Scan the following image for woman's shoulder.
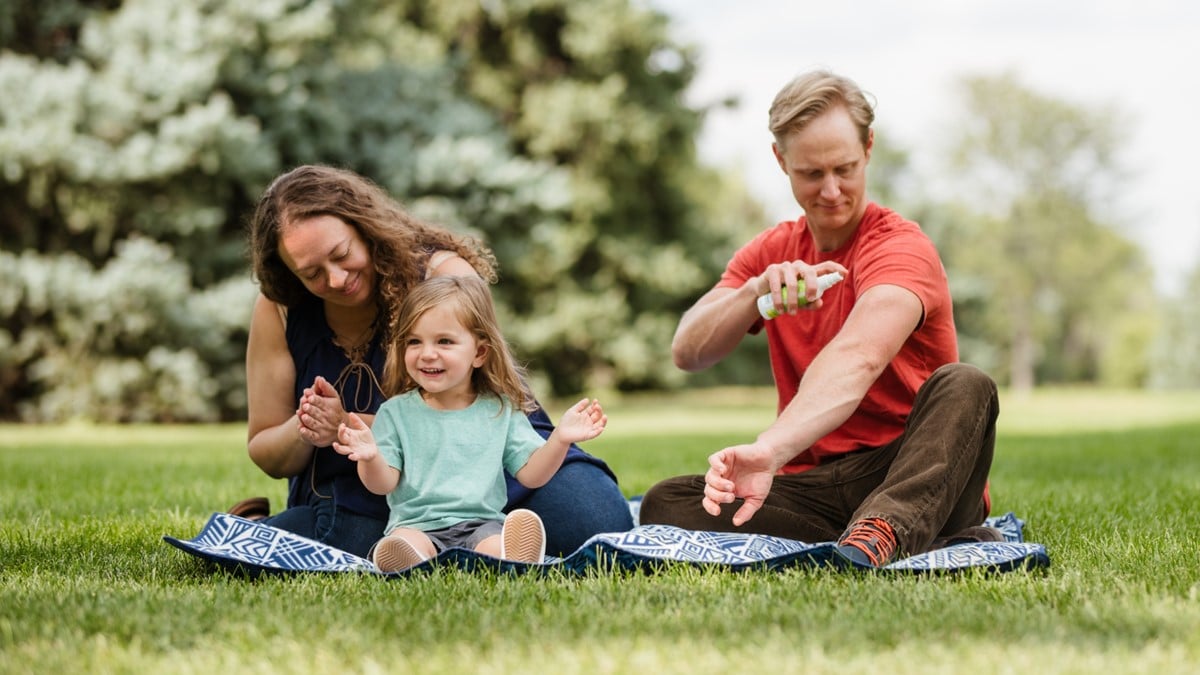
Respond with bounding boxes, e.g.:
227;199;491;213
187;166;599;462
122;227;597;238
278;294;332;356
425;249;456;276
423;249;476;280
250;293;289;333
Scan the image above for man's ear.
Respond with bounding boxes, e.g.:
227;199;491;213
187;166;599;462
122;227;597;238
772;141;788;174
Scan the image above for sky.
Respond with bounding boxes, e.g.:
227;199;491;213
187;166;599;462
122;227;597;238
649;0;1200;294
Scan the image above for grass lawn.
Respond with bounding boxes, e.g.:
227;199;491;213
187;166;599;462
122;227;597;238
2;387;1199;674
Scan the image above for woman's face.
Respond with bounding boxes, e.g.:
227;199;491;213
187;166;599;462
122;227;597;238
277;214;375;309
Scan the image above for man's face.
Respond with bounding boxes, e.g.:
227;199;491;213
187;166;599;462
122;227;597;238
773;106;873;245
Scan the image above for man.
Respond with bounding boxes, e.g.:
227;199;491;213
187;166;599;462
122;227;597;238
638;70;1000;567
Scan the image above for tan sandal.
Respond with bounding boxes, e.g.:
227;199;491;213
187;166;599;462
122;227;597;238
227;496;270;521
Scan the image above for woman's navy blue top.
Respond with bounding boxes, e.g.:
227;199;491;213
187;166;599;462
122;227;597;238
285;294;391;519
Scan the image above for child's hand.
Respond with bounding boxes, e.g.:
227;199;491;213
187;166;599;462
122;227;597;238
557;398;607;444
331;412;378;462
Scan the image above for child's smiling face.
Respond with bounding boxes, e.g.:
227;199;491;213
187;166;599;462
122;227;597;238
403;302;488;409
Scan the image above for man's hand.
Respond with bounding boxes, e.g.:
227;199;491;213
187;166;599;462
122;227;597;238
701;441;781;526
755;259;849;315
297;375;346;446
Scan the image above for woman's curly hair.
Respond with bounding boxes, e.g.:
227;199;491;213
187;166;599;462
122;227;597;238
247;164;498;333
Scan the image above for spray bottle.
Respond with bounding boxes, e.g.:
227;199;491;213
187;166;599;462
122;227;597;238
756;271;844;320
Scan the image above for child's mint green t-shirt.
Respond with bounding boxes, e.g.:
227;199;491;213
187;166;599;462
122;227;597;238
373;389;544;533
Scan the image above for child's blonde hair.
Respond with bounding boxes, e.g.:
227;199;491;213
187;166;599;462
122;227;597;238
382;276;535;412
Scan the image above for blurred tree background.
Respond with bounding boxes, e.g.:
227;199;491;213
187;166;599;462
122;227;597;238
904;73;1159;393
1;0;1195;423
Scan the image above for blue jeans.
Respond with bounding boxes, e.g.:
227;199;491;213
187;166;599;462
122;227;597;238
508;461;634;556
263;495;385;560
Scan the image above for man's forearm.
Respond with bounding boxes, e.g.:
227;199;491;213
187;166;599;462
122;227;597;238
672;286;761;371
757;341;881;464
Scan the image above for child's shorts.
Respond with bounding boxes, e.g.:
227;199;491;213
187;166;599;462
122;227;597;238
424;519;503;552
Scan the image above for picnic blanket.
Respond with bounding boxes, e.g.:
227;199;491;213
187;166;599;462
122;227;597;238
163;501;1049;577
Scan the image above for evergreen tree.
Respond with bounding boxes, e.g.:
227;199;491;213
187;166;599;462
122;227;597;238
0;0;746;420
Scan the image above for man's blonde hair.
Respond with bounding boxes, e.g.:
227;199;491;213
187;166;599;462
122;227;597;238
768;70;874;148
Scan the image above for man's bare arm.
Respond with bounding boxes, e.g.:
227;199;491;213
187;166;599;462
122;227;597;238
756;283;924;463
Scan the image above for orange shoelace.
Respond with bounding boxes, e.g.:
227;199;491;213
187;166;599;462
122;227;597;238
840;517;897;567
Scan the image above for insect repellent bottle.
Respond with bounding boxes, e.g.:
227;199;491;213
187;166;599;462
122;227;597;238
756;271;844;320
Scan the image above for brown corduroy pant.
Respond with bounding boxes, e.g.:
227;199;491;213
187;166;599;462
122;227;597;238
638;363;999;555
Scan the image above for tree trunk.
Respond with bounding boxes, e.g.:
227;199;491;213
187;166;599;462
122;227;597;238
1010;306;1036;393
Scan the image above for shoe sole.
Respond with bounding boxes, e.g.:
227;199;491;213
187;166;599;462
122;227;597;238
373;536;427;573
500;509;545;563
833;545;884;569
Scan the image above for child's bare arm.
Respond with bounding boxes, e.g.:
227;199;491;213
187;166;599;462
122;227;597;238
332;412;400;495
514;399;606;488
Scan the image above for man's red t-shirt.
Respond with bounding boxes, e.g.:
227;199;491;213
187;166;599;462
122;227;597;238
718;203;958;473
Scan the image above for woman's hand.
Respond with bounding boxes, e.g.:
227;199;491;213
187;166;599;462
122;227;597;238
297;376;347;447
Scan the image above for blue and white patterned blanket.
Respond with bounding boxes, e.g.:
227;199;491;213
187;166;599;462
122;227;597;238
163;505;1049;577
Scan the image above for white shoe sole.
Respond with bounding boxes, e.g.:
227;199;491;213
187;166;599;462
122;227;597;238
500;509;546;563
372;536;427;573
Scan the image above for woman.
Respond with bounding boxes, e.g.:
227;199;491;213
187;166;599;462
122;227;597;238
233;164;632;558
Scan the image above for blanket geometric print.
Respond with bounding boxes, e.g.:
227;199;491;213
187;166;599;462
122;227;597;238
163;502;1050;577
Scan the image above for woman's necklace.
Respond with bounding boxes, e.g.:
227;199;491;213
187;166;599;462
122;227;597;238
310;310;382;499
329;310;383;413
331;317;377;364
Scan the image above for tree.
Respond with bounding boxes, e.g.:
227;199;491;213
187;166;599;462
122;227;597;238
938;73;1151;390
0;0;281;420
0;0;746;420
1147;251;1200;388
358;0;741;394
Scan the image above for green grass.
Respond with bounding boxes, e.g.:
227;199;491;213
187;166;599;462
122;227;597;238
3;388;1200;674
